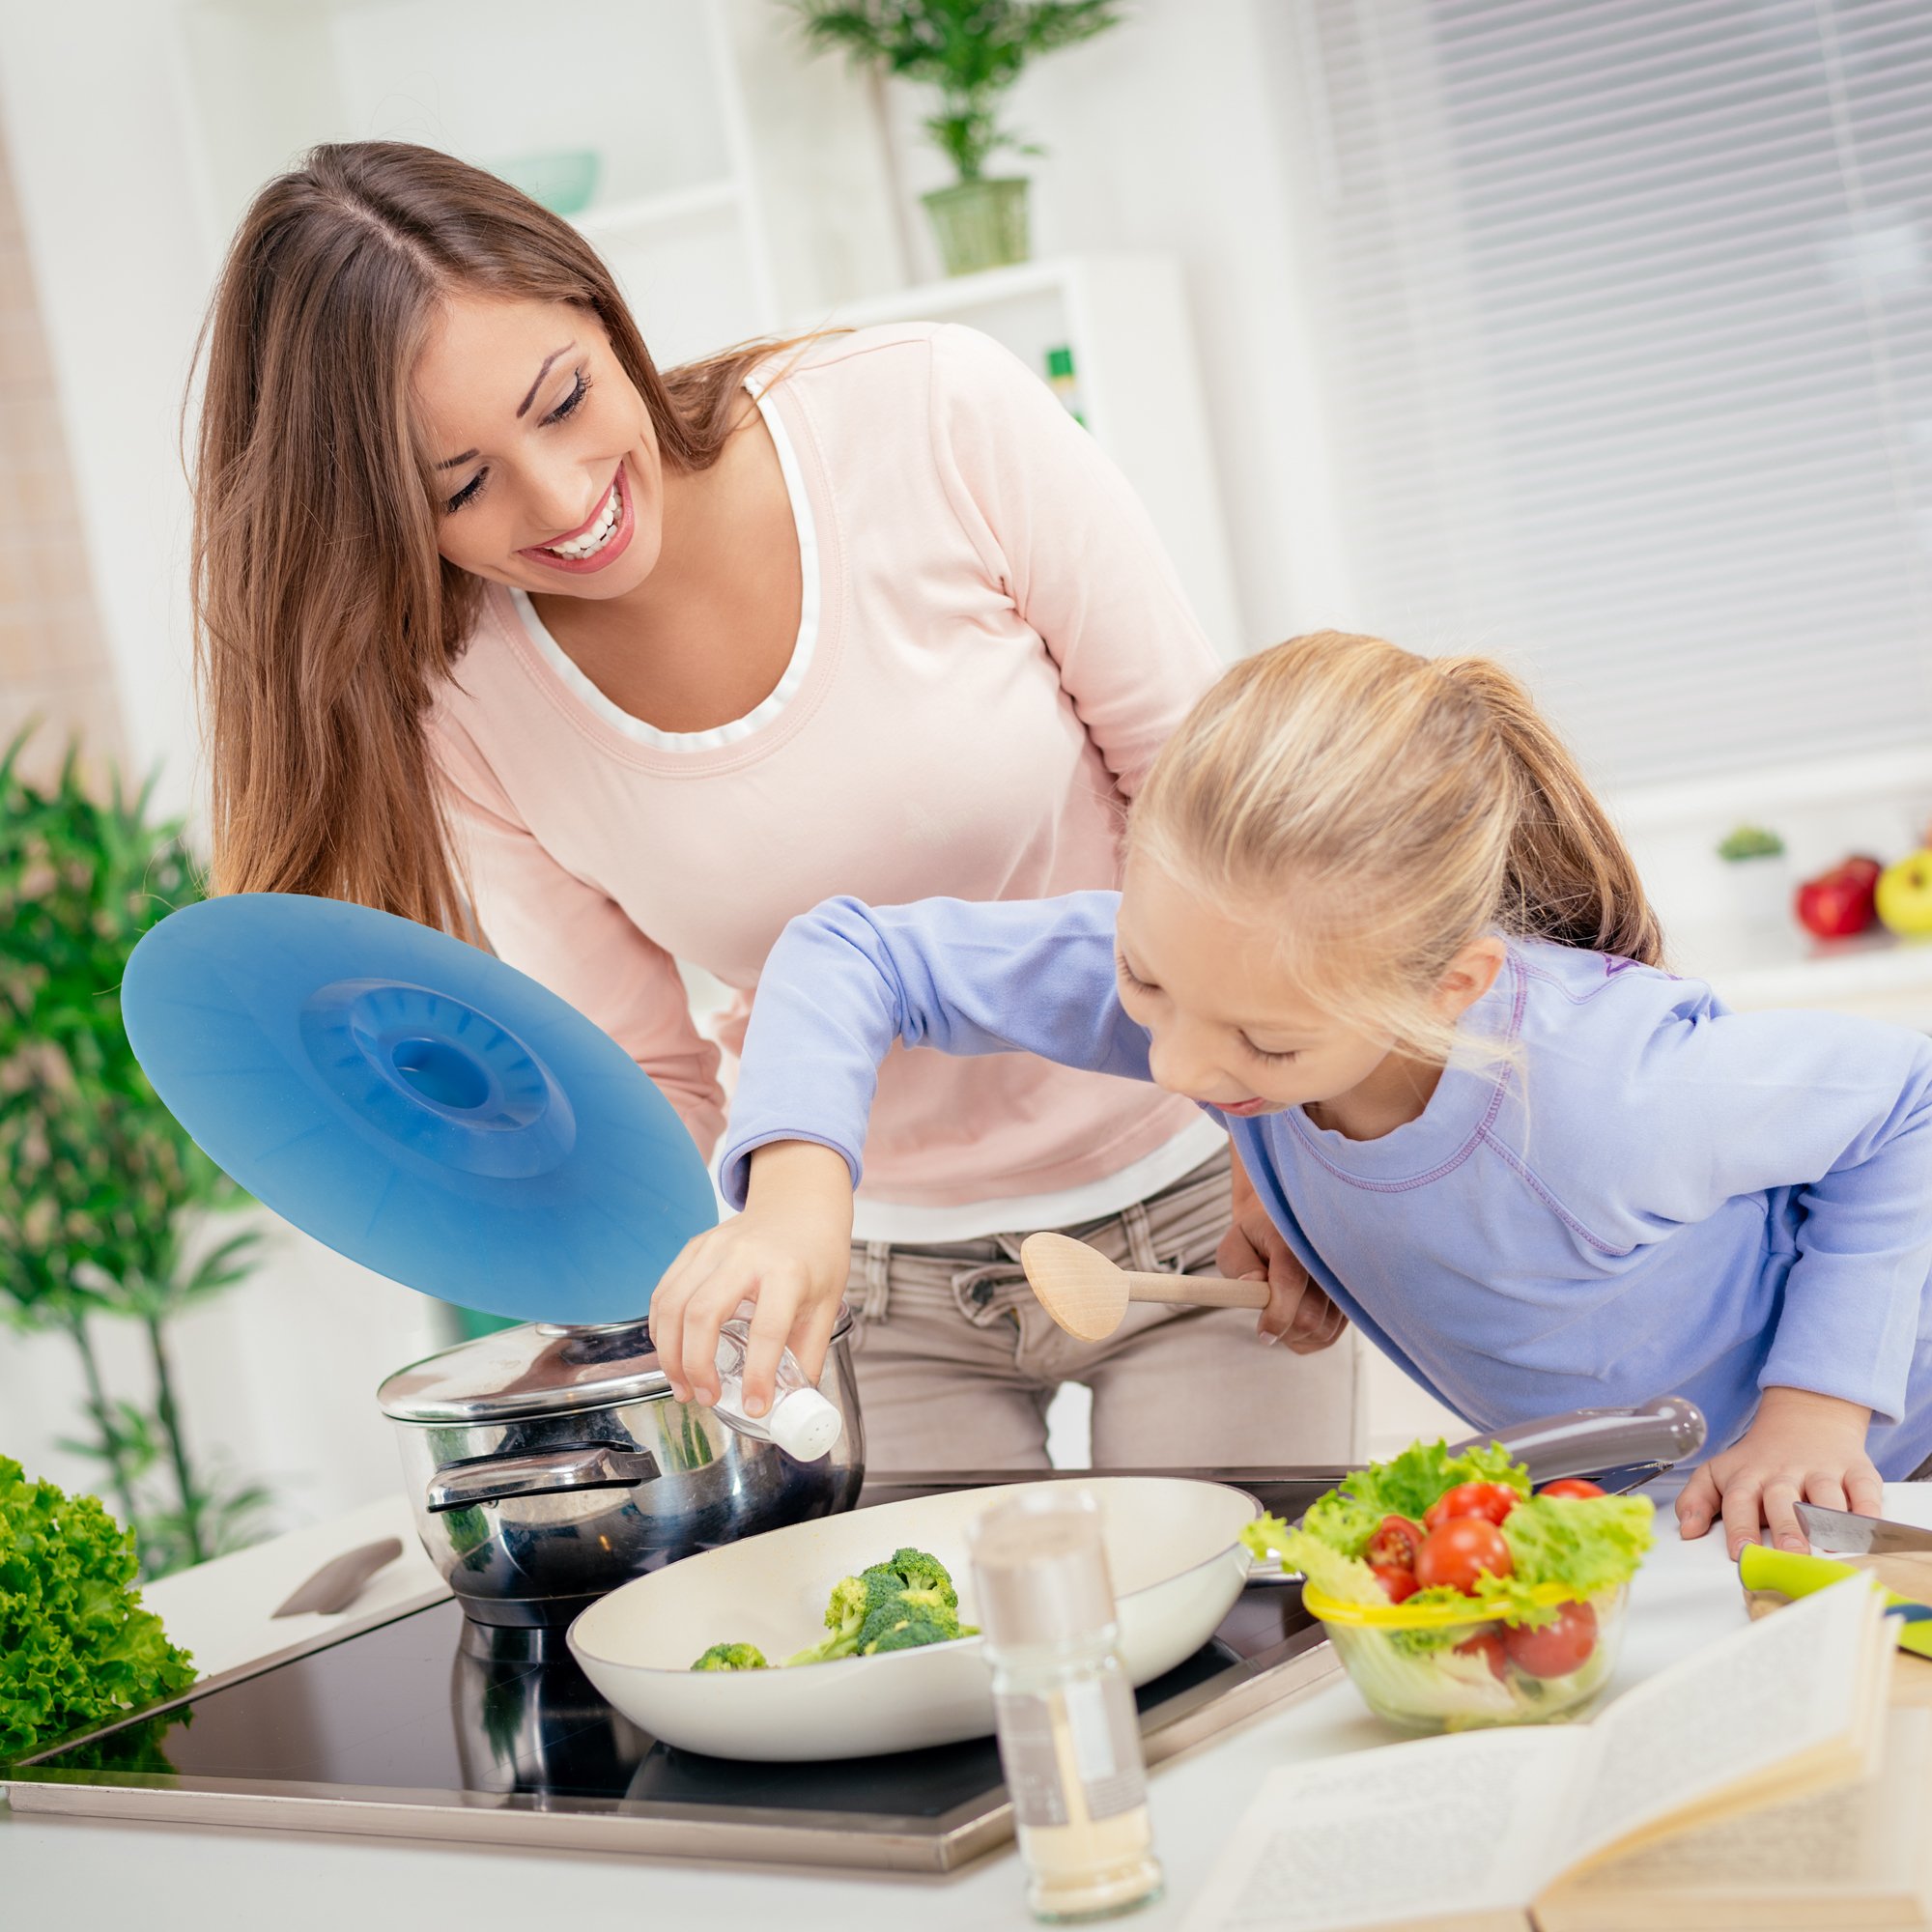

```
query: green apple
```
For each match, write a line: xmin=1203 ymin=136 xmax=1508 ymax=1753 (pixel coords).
xmin=1875 ymin=851 xmax=1932 ymax=936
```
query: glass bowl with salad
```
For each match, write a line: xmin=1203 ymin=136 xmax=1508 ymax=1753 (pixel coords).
xmin=1242 ymin=1439 xmax=1654 ymax=1733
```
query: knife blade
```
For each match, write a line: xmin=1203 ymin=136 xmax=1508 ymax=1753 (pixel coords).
xmin=1794 ymin=1500 xmax=1932 ymax=1558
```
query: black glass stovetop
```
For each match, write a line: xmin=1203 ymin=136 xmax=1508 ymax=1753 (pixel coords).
xmin=9 ymin=1470 xmax=1339 ymax=1873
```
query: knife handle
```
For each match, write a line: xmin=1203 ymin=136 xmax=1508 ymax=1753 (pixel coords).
xmin=1451 ymin=1395 xmax=1709 ymax=1489
xmin=272 ymin=1536 xmax=404 ymax=1618
xmin=1738 ymin=1544 xmax=1932 ymax=1660
xmin=1738 ymin=1544 xmax=1860 ymax=1601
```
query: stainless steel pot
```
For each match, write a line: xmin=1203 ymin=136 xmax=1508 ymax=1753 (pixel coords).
xmin=377 ymin=1309 xmax=865 ymax=1629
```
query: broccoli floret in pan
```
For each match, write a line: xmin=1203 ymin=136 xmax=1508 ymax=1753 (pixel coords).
xmin=863 ymin=1547 xmax=960 ymax=1613
xmin=859 ymin=1604 xmax=960 ymax=1655
xmin=704 ymin=1548 xmax=977 ymax=1672
xmin=690 ymin=1641 xmax=769 ymax=1672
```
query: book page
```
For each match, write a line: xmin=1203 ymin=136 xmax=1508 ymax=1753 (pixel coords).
xmin=1535 ymin=1709 xmax=1930 ymax=1932
xmin=1560 ymin=1575 xmax=1883 ymax=1868
xmin=1183 ymin=1728 xmax=1581 ymax=1932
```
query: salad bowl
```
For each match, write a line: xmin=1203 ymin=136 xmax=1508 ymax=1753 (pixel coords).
xmin=1245 ymin=1432 xmax=1660 ymax=1735
xmin=1308 ymin=1581 xmax=1630 ymax=1731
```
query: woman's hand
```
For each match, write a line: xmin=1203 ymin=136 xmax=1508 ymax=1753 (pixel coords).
xmin=1674 ymin=1386 xmax=1883 ymax=1557
xmin=1218 ymin=1145 xmax=1349 ymax=1354
xmin=650 ymin=1141 xmax=855 ymax=1419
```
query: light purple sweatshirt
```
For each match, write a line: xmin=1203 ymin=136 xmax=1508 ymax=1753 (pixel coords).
xmin=720 ymin=894 xmax=1932 ymax=1475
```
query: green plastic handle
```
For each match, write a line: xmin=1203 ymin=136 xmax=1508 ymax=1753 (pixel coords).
xmin=1739 ymin=1544 xmax=1932 ymax=1660
xmin=1738 ymin=1545 xmax=1861 ymax=1599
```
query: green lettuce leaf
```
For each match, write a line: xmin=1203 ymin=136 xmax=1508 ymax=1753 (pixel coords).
xmin=1498 ymin=1493 xmax=1654 ymax=1598
xmin=1272 ymin=1437 xmax=1535 ymax=1567
xmin=1243 ymin=1444 xmax=1655 ymax=1634
xmin=1333 ymin=1437 xmax=1531 ymax=1530
xmin=0 ymin=1456 xmax=196 ymax=1764
xmin=1241 ymin=1516 xmax=1384 ymax=1605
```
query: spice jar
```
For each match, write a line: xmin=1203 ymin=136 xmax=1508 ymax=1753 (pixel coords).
xmin=969 ymin=1490 xmax=1163 ymax=1922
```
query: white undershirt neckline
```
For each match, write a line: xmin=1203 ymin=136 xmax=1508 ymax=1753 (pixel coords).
xmin=508 ymin=379 xmax=818 ymax=753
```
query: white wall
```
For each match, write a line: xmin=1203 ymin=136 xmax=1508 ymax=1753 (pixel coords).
xmin=2 ymin=1214 xmax=439 ymax=1541
xmin=0 ymin=0 xmax=210 ymax=812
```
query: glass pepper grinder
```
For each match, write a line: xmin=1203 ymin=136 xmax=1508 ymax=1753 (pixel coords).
xmin=968 ymin=1490 xmax=1163 ymax=1922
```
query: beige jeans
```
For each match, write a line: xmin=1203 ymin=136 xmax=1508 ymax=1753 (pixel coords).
xmin=844 ymin=1148 xmax=1359 ymax=1471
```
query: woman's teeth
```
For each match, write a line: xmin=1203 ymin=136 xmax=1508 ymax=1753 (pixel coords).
xmin=543 ymin=478 xmax=621 ymax=559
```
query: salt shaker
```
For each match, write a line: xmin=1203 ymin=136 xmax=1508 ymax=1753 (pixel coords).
xmin=708 ymin=1317 xmax=843 ymax=1462
xmin=969 ymin=1490 xmax=1163 ymax=1922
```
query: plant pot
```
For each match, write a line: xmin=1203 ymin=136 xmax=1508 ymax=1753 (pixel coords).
xmin=1718 ymin=851 xmax=1794 ymax=933
xmin=922 ymin=176 xmax=1031 ymax=277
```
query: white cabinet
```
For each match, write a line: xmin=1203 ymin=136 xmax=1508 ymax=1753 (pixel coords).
xmin=168 ymin=0 xmax=903 ymax=368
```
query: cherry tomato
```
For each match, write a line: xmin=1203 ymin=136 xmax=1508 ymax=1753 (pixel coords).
xmin=1371 ymin=1564 xmax=1420 ymax=1604
xmin=1537 ymin=1479 xmax=1605 ymax=1501
xmin=1503 ymin=1601 xmax=1598 ymax=1679
xmin=1364 ymin=1515 xmax=1425 ymax=1571
xmin=1423 ymin=1481 xmax=1521 ymax=1530
xmin=1455 ymin=1630 xmax=1508 ymax=1682
xmin=1414 ymin=1518 xmax=1514 ymax=1593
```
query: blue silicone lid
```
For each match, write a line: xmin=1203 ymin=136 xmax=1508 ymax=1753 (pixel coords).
xmin=120 ymin=894 xmax=717 ymax=1326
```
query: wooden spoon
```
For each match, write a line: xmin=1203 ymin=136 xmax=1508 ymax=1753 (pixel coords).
xmin=1020 ymin=1232 xmax=1270 ymax=1342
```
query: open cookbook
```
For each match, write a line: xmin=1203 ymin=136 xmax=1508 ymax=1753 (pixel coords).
xmin=1185 ymin=1576 xmax=1926 ymax=1932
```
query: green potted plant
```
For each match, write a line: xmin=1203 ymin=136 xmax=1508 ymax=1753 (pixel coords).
xmin=1714 ymin=822 xmax=1791 ymax=932
xmin=0 ymin=730 xmax=272 ymax=1577
xmin=783 ymin=0 xmax=1124 ymax=277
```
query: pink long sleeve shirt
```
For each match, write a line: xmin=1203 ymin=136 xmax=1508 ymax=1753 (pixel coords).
xmin=428 ymin=323 xmax=1221 ymax=1226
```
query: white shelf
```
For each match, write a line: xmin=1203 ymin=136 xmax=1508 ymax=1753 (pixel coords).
xmin=815 ymin=256 xmax=1114 ymax=330
xmin=1679 ymin=922 xmax=1932 ymax=1024
xmin=573 ymin=179 xmax=743 ymax=243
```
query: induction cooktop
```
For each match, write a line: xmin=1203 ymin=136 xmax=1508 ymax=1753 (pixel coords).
xmin=5 ymin=1470 xmax=1344 ymax=1875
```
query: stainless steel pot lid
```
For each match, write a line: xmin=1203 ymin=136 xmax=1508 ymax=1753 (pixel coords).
xmin=378 ymin=1306 xmax=856 ymax=1425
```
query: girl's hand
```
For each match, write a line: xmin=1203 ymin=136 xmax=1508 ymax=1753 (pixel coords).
xmin=1219 ymin=1145 xmax=1349 ymax=1354
xmin=1674 ymin=1386 xmax=1883 ymax=1558
xmin=650 ymin=1141 xmax=854 ymax=1420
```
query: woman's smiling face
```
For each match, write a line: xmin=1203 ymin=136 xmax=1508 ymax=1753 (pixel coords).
xmin=412 ymin=292 xmax=666 ymax=598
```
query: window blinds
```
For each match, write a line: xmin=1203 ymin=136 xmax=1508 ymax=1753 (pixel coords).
xmin=1296 ymin=0 xmax=1932 ymax=785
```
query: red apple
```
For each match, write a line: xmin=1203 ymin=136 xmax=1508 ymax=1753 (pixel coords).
xmin=1795 ymin=856 xmax=1882 ymax=939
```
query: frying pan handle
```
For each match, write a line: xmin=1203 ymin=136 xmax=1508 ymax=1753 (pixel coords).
xmin=1451 ymin=1395 xmax=1708 ymax=1490
xmin=1241 ymin=1396 xmax=1709 ymax=1588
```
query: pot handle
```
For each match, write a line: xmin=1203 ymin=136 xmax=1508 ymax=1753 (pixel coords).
xmin=426 ymin=1442 xmax=661 ymax=1514
xmin=1454 ymin=1394 xmax=1708 ymax=1491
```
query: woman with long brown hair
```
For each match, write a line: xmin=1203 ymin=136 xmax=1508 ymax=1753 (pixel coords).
xmin=192 ymin=140 xmax=1355 ymax=1469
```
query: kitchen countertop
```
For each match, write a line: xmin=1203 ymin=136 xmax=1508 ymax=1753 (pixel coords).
xmin=9 ymin=1479 xmax=1927 ymax=1932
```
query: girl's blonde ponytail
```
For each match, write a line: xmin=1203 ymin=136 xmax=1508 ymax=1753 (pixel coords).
xmin=1434 ymin=656 xmax=1662 ymax=968
xmin=1131 ymin=633 xmax=1662 ymax=1058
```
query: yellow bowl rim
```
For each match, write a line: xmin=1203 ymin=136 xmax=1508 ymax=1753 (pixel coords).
xmin=1302 ymin=1579 xmax=1604 ymax=1630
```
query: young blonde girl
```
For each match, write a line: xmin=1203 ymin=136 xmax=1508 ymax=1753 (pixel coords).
xmin=651 ymin=632 xmax=1932 ymax=1555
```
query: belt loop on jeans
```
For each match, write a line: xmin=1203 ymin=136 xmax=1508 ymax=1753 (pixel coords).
xmin=950 ymin=1257 xmax=1032 ymax=1324
xmin=859 ymin=1240 xmax=893 ymax=1322
xmin=1122 ymin=1198 xmax=1165 ymax=1276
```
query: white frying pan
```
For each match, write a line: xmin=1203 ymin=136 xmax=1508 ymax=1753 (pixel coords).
xmin=568 ymin=1476 xmax=1257 ymax=1761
